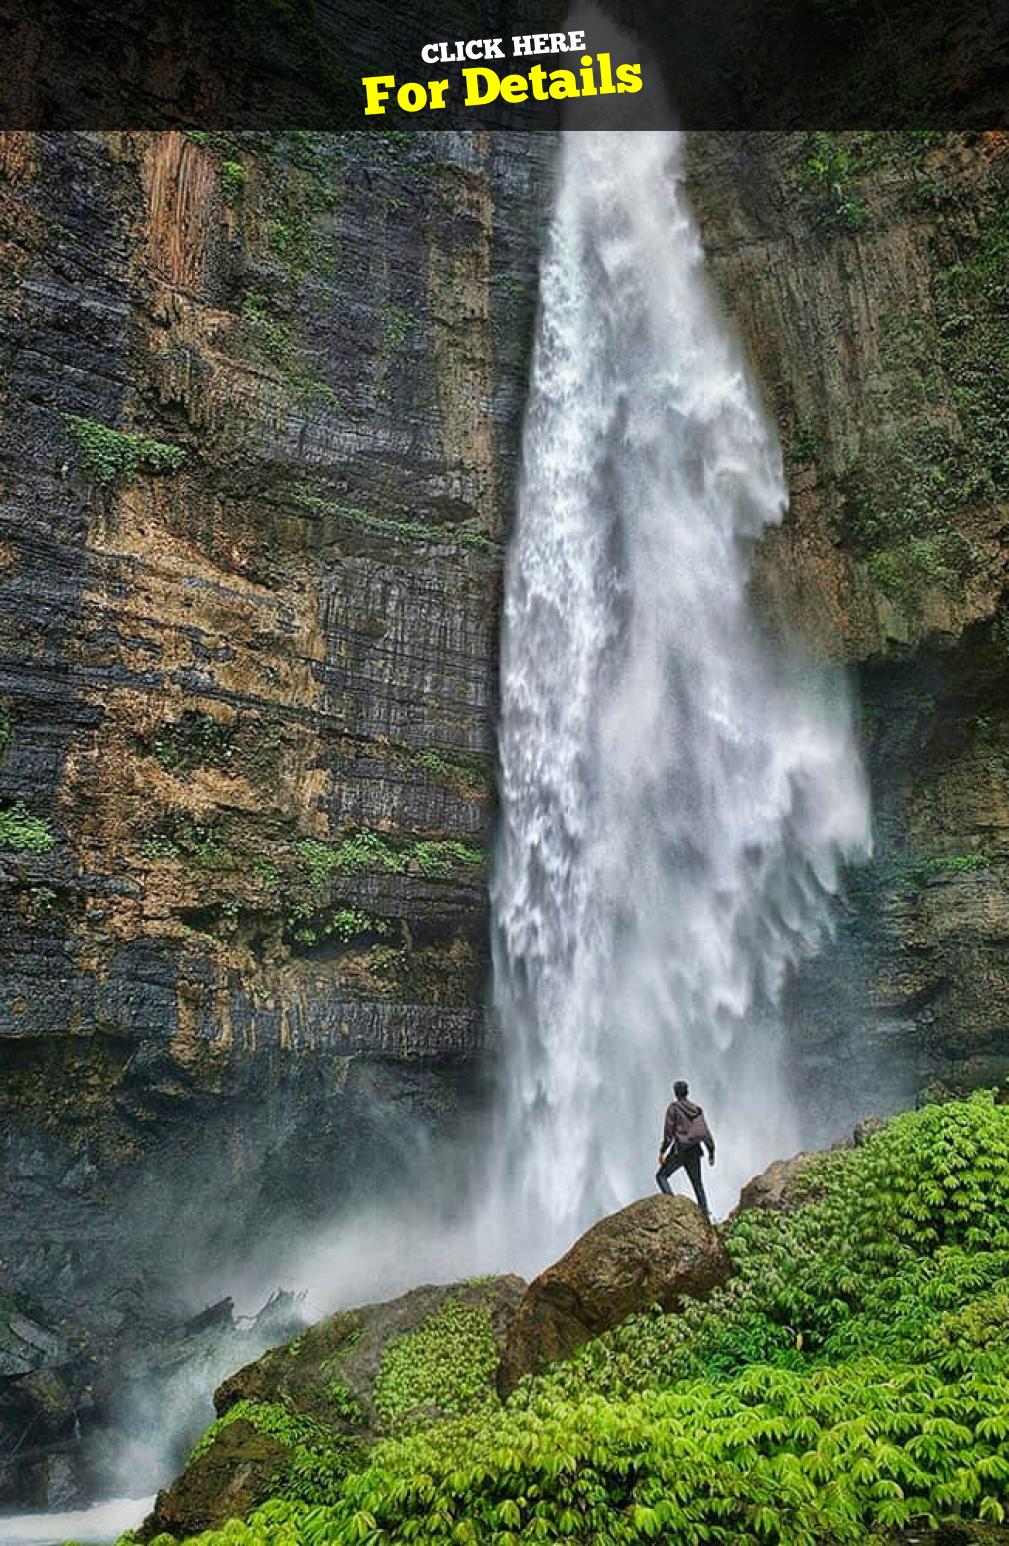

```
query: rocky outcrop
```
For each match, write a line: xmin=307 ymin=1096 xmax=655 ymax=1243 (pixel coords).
xmin=686 ymin=132 xmax=1009 ymax=1108
xmin=498 ymin=1195 xmax=730 ymax=1394
xmin=0 ymin=1288 xmax=304 ymax=1509
xmin=140 ymin=1274 xmax=526 ymax=1540
xmin=734 ymin=1153 xmax=819 ymax=1216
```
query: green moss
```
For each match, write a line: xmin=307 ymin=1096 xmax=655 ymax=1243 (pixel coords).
xmin=373 ymin=1299 xmax=498 ymax=1431
xmin=845 ymin=196 xmax=1009 ymax=605
xmin=0 ymin=710 xmax=10 ymax=762
xmin=788 ymin=416 xmax=820 ymax=465
xmin=414 ymin=747 xmax=492 ymax=797
xmin=63 ymin=416 xmax=185 ymax=486
xmin=290 ymin=492 xmax=499 ymax=555
xmin=0 ymin=804 xmax=54 ymax=853
xmin=378 ymin=305 xmax=414 ymax=354
xmin=240 ymin=292 xmax=339 ymax=412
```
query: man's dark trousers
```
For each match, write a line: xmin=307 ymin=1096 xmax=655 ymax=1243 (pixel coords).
xmin=656 ymin=1144 xmax=709 ymax=1218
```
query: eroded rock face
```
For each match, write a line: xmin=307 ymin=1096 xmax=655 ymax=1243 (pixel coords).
xmin=0 ymin=129 xmax=551 ymax=1417
xmin=685 ymin=132 xmax=1009 ymax=1114
xmin=498 ymin=1195 xmax=731 ymax=1394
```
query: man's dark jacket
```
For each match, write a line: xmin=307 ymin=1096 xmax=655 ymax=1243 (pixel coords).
xmin=661 ymin=1097 xmax=715 ymax=1159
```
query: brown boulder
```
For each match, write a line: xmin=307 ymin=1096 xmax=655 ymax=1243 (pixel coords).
xmin=499 ymin=1194 xmax=730 ymax=1394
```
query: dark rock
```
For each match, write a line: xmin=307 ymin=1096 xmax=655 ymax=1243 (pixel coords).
xmin=498 ymin=1195 xmax=730 ymax=1395
xmin=142 ymin=1420 xmax=289 ymax=1541
xmin=0 ymin=127 xmax=550 ymax=1505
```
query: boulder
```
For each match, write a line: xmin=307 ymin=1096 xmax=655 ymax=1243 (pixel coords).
xmin=139 ymin=1274 xmax=526 ymax=1541
xmin=734 ymin=1152 xmax=819 ymax=1215
xmin=143 ymin=1420 xmax=289 ymax=1540
xmin=498 ymin=1195 xmax=730 ymax=1395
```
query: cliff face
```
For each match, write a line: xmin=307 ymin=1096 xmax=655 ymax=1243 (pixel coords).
xmin=0 ymin=130 xmax=549 ymax=1339
xmin=686 ymin=131 xmax=1009 ymax=1102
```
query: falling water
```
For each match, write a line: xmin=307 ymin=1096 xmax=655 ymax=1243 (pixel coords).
xmin=491 ymin=130 xmax=871 ymax=1251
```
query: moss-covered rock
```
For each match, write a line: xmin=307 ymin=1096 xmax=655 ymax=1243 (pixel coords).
xmin=139 ymin=1274 xmax=525 ymax=1539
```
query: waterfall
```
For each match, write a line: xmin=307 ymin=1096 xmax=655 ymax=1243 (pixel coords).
xmin=490 ymin=129 xmax=871 ymax=1253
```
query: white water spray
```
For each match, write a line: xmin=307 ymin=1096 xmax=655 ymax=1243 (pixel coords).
xmin=490 ymin=130 xmax=870 ymax=1251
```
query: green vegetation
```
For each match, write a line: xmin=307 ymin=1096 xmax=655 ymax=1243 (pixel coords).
xmin=221 ymin=161 xmax=247 ymax=205
xmin=241 ymin=293 xmax=339 ymax=412
xmin=844 ymin=195 xmax=1009 ymax=607
xmin=0 ymin=804 xmax=54 ymax=853
xmin=373 ymin=1300 xmax=498 ymax=1432
xmin=189 ymin=1400 xmax=336 ymax=1466
xmin=866 ymin=532 xmax=973 ymax=601
xmin=0 ymin=710 xmax=9 ymax=761
xmin=63 ymin=416 xmax=185 ymax=486
xmin=290 ymin=491 xmax=500 ymax=555
xmin=135 ymin=1095 xmax=1009 ymax=1544
xmin=798 ymin=133 xmax=870 ymax=234
xmin=414 ymin=748 xmax=492 ymax=797
xmin=141 ymin=820 xmax=228 ymax=868
xmin=378 ymin=305 xmax=413 ymax=354
xmin=325 ymin=1381 xmax=365 ymax=1426
xmin=284 ymin=901 xmax=392 ymax=949
xmin=788 ymin=417 xmax=820 ymax=465
xmin=152 ymin=713 xmax=235 ymax=773
xmin=294 ymin=830 xmax=483 ymax=883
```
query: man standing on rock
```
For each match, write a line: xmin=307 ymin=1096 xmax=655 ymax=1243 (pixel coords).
xmin=656 ymin=1080 xmax=716 ymax=1220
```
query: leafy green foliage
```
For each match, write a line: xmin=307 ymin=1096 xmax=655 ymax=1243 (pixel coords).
xmin=221 ymin=161 xmax=247 ymax=204
xmin=131 ymin=1097 xmax=1009 ymax=1545
xmin=0 ymin=803 xmax=54 ymax=852
xmin=294 ymin=831 xmax=483 ymax=883
xmin=63 ymin=416 xmax=185 ymax=485
xmin=798 ymin=133 xmax=870 ymax=234
xmin=189 ymin=1400 xmax=334 ymax=1465
xmin=842 ymin=195 xmax=1009 ymax=605
xmin=373 ymin=1300 xmax=499 ymax=1431
xmin=142 ymin=820 xmax=228 ymax=867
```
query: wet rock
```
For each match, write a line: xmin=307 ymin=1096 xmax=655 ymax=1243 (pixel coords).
xmin=140 ymin=1274 xmax=525 ymax=1541
xmin=143 ymin=1420 xmax=289 ymax=1540
xmin=498 ymin=1195 xmax=730 ymax=1395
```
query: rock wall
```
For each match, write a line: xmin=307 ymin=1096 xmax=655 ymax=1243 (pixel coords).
xmin=686 ymin=130 xmax=1009 ymax=1104
xmin=0 ymin=129 xmax=550 ymax=1336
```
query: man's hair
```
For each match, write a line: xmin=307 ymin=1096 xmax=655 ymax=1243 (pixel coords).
xmin=673 ymin=1079 xmax=689 ymax=1098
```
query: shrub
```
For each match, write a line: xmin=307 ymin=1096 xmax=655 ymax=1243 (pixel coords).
xmin=63 ymin=416 xmax=185 ymax=485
